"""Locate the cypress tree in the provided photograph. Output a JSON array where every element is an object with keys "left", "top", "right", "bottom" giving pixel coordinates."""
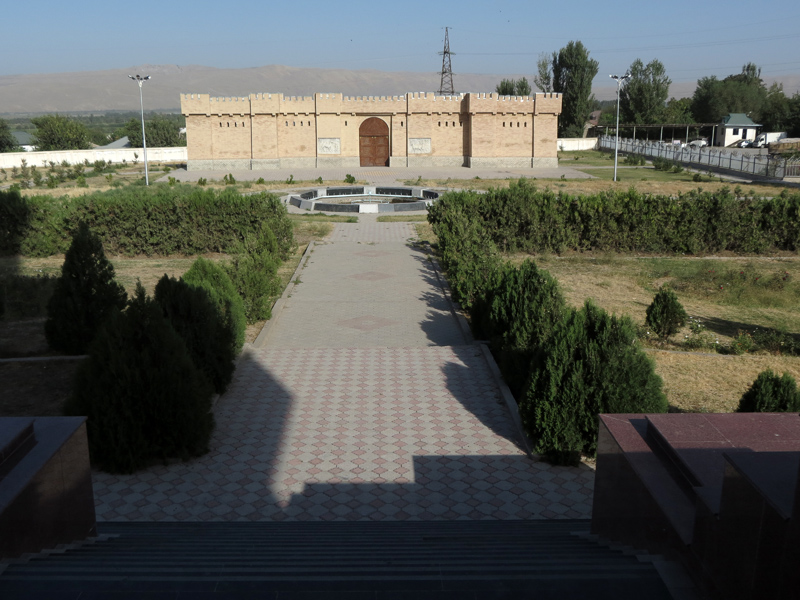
[
  {"left": 737, "top": 370, "right": 800, "bottom": 413},
  {"left": 155, "top": 275, "right": 237, "bottom": 394},
  {"left": 45, "top": 222, "right": 127, "bottom": 354},
  {"left": 645, "top": 287, "right": 688, "bottom": 341},
  {"left": 66, "top": 284, "right": 214, "bottom": 474}
]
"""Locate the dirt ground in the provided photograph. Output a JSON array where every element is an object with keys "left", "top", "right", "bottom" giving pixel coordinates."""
[{"left": 0, "top": 360, "right": 80, "bottom": 417}]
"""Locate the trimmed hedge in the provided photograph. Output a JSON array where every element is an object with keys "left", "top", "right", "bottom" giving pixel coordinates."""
[
  {"left": 521, "top": 301, "right": 668, "bottom": 465},
  {"left": 183, "top": 257, "right": 246, "bottom": 353},
  {"left": 66, "top": 285, "right": 214, "bottom": 474},
  {"left": 428, "top": 179, "right": 800, "bottom": 255},
  {"left": 224, "top": 223, "right": 282, "bottom": 323},
  {"left": 0, "top": 186, "right": 295, "bottom": 258}
]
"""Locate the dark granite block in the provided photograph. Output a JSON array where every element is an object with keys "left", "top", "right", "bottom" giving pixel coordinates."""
[{"left": 0, "top": 417, "right": 96, "bottom": 559}]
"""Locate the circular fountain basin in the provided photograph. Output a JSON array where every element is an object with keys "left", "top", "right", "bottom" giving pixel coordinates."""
[{"left": 286, "top": 186, "right": 439, "bottom": 213}]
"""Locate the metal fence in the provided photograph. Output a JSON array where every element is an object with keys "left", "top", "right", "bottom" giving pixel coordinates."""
[{"left": 599, "top": 135, "right": 791, "bottom": 180}]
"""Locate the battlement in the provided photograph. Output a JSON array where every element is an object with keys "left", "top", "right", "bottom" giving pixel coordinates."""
[
  {"left": 467, "top": 92, "right": 535, "bottom": 114},
  {"left": 534, "top": 92, "right": 562, "bottom": 115}
]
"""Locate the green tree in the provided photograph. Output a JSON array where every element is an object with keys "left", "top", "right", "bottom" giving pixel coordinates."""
[
  {"left": 788, "top": 93, "right": 800, "bottom": 137},
  {"left": 31, "top": 114, "right": 91, "bottom": 151},
  {"left": 760, "top": 83, "right": 792, "bottom": 132},
  {"left": 521, "top": 301, "right": 667, "bottom": 465},
  {"left": 737, "top": 370, "right": 800, "bottom": 413},
  {"left": 691, "top": 63, "right": 767, "bottom": 124},
  {"left": 534, "top": 53, "right": 553, "bottom": 93},
  {"left": 645, "top": 287, "right": 687, "bottom": 340},
  {"left": 663, "top": 97, "right": 694, "bottom": 124},
  {"left": 496, "top": 77, "right": 532, "bottom": 96},
  {"left": 45, "top": 223, "right": 127, "bottom": 354},
  {"left": 66, "top": 284, "right": 214, "bottom": 474},
  {"left": 123, "top": 115, "right": 182, "bottom": 148},
  {"left": 620, "top": 59, "right": 671, "bottom": 124},
  {"left": 539, "top": 41, "right": 599, "bottom": 137},
  {"left": 0, "top": 118, "right": 20, "bottom": 153}
]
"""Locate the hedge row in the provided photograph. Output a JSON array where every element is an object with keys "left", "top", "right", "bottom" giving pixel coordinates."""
[
  {"left": 428, "top": 179, "right": 800, "bottom": 255},
  {"left": 429, "top": 187, "right": 670, "bottom": 464},
  {"left": 0, "top": 185, "right": 294, "bottom": 258}
]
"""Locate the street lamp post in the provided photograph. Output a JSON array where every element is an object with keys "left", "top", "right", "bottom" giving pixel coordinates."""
[
  {"left": 610, "top": 73, "right": 630, "bottom": 182},
  {"left": 128, "top": 74, "right": 151, "bottom": 185}
]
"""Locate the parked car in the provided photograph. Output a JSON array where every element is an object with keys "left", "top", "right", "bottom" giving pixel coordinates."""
[
  {"left": 687, "top": 139, "right": 708, "bottom": 148},
  {"left": 736, "top": 139, "right": 752, "bottom": 148}
]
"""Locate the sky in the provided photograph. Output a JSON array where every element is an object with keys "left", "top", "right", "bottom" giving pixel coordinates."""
[{"left": 3, "top": 0, "right": 799, "bottom": 94}]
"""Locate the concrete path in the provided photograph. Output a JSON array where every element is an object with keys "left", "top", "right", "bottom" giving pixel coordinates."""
[
  {"left": 91, "top": 222, "right": 595, "bottom": 521},
  {"left": 168, "top": 164, "right": 593, "bottom": 186}
]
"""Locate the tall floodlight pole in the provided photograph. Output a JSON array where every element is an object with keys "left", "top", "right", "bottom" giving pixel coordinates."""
[
  {"left": 610, "top": 73, "right": 630, "bottom": 182},
  {"left": 129, "top": 74, "right": 151, "bottom": 185}
]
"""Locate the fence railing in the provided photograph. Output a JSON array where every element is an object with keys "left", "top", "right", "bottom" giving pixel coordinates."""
[{"left": 599, "top": 135, "right": 790, "bottom": 180}]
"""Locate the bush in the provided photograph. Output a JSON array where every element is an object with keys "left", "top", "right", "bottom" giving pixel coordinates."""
[
  {"left": 154, "top": 275, "right": 237, "bottom": 394},
  {"left": 736, "top": 370, "right": 800, "bottom": 413},
  {"left": 224, "top": 224, "right": 282, "bottom": 323},
  {"left": 476, "top": 260, "right": 567, "bottom": 397},
  {"left": 45, "top": 223, "right": 127, "bottom": 354},
  {"left": 183, "top": 257, "right": 246, "bottom": 352},
  {"left": 0, "top": 187, "right": 295, "bottom": 259},
  {"left": 521, "top": 301, "right": 667, "bottom": 465},
  {"left": 65, "top": 285, "right": 214, "bottom": 474},
  {"left": 645, "top": 287, "right": 687, "bottom": 340}
]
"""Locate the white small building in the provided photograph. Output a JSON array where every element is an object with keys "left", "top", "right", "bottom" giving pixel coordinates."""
[{"left": 718, "top": 113, "right": 760, "bottom": 147}]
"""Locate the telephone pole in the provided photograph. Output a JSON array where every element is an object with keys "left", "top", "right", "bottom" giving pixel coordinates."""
[{"left": 438, "top": 27, "right": 455, "bottom": 95}]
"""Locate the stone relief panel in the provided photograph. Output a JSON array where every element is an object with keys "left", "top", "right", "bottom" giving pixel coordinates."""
[
  {"left": 408, "top": 138, "right": 432, "bottom": 154},
  {"left": 317, "top": 138, "right": 341, "bottom": 155}
]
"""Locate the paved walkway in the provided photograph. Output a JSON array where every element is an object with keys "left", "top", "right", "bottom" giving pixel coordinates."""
[
  {"left": 168, "top": 164, "right": 593, "bottom": 186},
  {"left": 91, "top": 222, "right": 595, "bottom": 521}
]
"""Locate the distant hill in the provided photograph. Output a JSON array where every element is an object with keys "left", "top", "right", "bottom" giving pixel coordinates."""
[{"left": 1, "top": 64, "right": 798, "bottom": 115}]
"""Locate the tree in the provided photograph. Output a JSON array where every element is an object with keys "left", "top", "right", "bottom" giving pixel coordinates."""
[
  {"left": 760, "top": 83, "right": 792, "bottom": 132},
  {"left": 31, "top": 114, "right": 91, "bottom": 151},
  {"left": 521, "top": 301, "right": 667, "bottom": 465},
  {"left": 66, "top": 284, "right": 214, "bottom": 474},
  {"left": 0, "top": 118, "right": 20, "bottom": 153},
  {"left": 645, "top": 287, "right": 687, "bottom": 340},
  {"left": 736, "top": 370, "right": 800, "bottom": 413},
  {"left": 691, "top": 63, "right": 767, "bottom": 124},
  {"left": 663, "top": 97, "right": 694, "bottom": 124},
  {"left": 123, "top": 115, "right": 182, "bottom": 148},
  {"left": 620, "top": 59, "right": 671, "bottom": 125},
  {"left": 534, "top": 53, "right": 553, "bottom": 93},
  {"left": 496, "top": 78, "right": 532, "bottom": 96},
  {"left": 539, "top": 41, "right": 599, "bottom": 137},
  {"left": 45, "top": 223, "right": 127, "bottom": 354}
]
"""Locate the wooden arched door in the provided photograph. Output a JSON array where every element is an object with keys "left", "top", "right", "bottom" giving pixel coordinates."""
[{"left": 359, "top": 118, "right": 390, "bottom": 167}]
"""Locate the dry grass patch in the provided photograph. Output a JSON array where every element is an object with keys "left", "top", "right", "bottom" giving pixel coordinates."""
[{"left": 651, "top": 350, "right": 800, "bottom": 413}]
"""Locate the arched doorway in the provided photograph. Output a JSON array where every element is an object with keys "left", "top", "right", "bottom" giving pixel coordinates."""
[{"left": 359, "top": 118, "right": 390, "bottom": 167}]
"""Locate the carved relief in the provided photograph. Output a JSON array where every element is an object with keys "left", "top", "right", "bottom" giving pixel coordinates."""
[
  {"left": 317, "top": 138, "right": 341, "bottom": 155},
  {"left": 408, "top": 138, "right": 432, "bottom": 154}
]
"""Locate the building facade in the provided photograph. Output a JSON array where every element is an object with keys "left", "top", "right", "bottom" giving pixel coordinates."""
[{"left": 180, "top": 92, "right": 562, "bottom": 171}]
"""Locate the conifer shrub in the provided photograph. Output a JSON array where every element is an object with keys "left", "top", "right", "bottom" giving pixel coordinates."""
[
  {"left": 224, "top": 223, "right": 282, "bottom": 323},
  {"left": 45, "top": 223, "right": 127, "bottom": 354},
  {"left": 183, "top": 258, "right": 246, "bottom": 352},
  {"left": 521, "top": 301, "right": 667, "bottom": 465},
  {"left": 479, "top": 260, "right": 567, "bottom": 397},
  {"left": 154, "top": 275, "right": 236, "bottom": 394},
  {"left": 645, "top": 287, "right": 687, "bottom": 340},
  {"left": 65, "top": 285, "right": 214, "bottom": 474},
  {"left": 736, "top": 370, "right": 800, "bottom": 413}
]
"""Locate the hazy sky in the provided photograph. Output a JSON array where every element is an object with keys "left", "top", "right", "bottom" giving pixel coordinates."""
[{"left": 3, "top": 0, "right": 799, "bottom": 92}]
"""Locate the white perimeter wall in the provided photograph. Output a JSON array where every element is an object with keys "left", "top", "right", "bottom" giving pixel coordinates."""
[
  {"left": 557, "top": 138, "right": 598, "bottom": 151},
  {"left": 0, "top": 147, "right": 187, "bottom": 170}
]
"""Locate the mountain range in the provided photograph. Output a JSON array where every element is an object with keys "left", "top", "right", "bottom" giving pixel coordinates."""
[{"left": 1, "top": 64, "right": 797, "bottom": 115}]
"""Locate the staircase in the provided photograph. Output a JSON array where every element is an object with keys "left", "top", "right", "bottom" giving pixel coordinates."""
[{"left": 0, "top": 520, "right": 673, "bottom": 599}]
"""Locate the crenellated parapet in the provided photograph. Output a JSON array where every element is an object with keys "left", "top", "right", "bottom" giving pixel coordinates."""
[
  {"left": 533, "top": 93, "right": 562, "bottom": 115},
  {"left": 466, "top": 92, "right": 537, "bottom": 115}
]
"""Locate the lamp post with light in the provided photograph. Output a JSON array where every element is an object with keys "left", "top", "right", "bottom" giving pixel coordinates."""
[
  {"left": 610, "top": 73, "right": 630, "bottom": 182},
  {"left": 128, "top": 74, "right": 151, "bottom": 185}
]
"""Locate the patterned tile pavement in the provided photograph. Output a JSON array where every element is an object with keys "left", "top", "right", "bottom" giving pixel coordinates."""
[
  {"left": 92, "top": 347, "right": 594, "bottom": 521},
  {"left": 91, "top": 223, "right": 596, "bottom": 521}
]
